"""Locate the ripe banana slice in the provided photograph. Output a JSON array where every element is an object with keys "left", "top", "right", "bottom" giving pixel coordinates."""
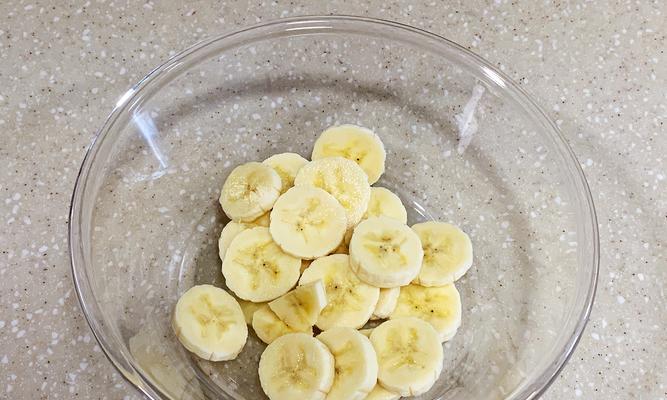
[
  {"left": 391, "top": 283, "right": 462, "bottom": 342},
  {"left": 372, "top": 287, "right": 400, "bottom": 319},
  {"left": 172, "top": 285, "right": 247, "bottom": 361},
  {"left": 370, "top": 317, "right": 443, "bottom": 397},
  {"left": 268, "top": 280, "right": 327, "bottom": 331},
  {"left": 317, "top": 327, "right": 378, "bottom": 400},
  {"left": 263, "top": 152, "right": 309, "bottom": 193},
  {"left": 363, "top": 187, "right": 408, "bottom": 224},
  {"left": 259, "top": 333, "right": 335, "bottom": 400},
  {"left": 222, "top": 227, "right": 300, "bottom": 302},
  {"left": 349, "top": 216, "right": 424, "bottom": 288},
  {"left": 269, "top": 186, "right": 347, "bottom": 259},
  {"left": 412, "top": 221, "right": 473, "bottom": 286},
  {"left": 218, "top": 221, "right": 249, "bottom": 262},
  {"left": 294, "top": 156, "right": 371, "bottom": 228},
  {"left": 311, "top": 125, "right": 386, "bottom": 184},
  {"left": 252, "top": 304, "right": 312, "bottom": 344},
  {"left": 237, "top": 298, "right": 265, "bottom": 325},
  {"left": 219, "top": 162, "right": 282, "bottom": 222},
  {"left": 299, "top": 254, "right": 380, "bottom": 329},
  {"left": 365, "top": 384, "right": 401, "bottom": 400}
]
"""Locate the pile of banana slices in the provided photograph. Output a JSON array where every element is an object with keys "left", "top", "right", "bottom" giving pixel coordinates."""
[{"left": 172, "top": 125, "right": 474, "bottom": 400}]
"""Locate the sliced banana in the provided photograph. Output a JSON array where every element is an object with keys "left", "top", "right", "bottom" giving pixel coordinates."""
[
  {"left": 237, "top": 298, "right": 265, "bottom": 325},
  {"left": 219, "top": 162, "right": 282, "bottom": 222},
  {"left": 294, "top": 156, "right": 371, "bottom": 228},
  {"left": 259, "top": 333, "right": 335, "bottom": 400},
  {"left": 300, "top": 254, "right": 379, "bottom": 330},
  {"left": 364, "top": 384, "right": 400, "bottom": 400},
  {"left": 263, "top": 152, "right": 309, "bottom": 193},
  {"left": 391, "top": 283, "right": 462, "bottom": 342},
  {"left": 311, "top": 125, "right": 386, "bottom": 184},
  {"left": 363, "top": 187, "right": 408, "bottom": 224},
  {"left": 268, "top": 280, "right": 328, "bottom": 331},
  {"left": 349, "top": 216, "right": 424, "bottom": 288},
  {"left": 222, "top": 227, "right": 300, "bottom": 302},
  {"left": 317, "top": 327, "right": 378, "bottom": 400},
  {"left": 372, "top": 287, "right": 400, "bottom": 319},
  {"left": 412, "top": 221, "right": 473, "bottom": 287},
  {"left": 172, "top": 285, "right": 247, "bottom": 361},
  {"left": 269, "top": 186, "right": 347, "bottom": 259},
  {"left": 218, "top": 221, "right": 249, "bottom": 262},
  {"left": 370, "top": 317, "right": 443, "bottom": 397},
  {"left": 252, "top": 304, "right": 312, "bottom": 344}
]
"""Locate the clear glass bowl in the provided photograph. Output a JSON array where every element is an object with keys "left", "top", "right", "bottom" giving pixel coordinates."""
[{"left": 69, "top": 16, "right": 599, "bottom": 400}]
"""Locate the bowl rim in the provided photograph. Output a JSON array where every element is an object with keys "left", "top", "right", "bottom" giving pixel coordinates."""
[{"left": 69, "top": 15, "right": 599, "bottom": 400}]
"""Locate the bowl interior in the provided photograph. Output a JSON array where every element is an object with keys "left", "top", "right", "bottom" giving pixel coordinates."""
[{"left": 71, "top": 17, "right": 597, "bottom": 400}]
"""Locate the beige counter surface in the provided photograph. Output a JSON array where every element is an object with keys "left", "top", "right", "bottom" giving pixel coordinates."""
[{"left": 0, "top": 1, "right": 665, "bottom": 399}]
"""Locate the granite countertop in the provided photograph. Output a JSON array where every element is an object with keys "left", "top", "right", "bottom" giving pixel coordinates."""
[{"left": 1, "top": 1, "right": 665, "bottom": 399}]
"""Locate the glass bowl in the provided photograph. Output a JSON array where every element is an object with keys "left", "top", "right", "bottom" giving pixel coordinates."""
[{"left": 69, "top": 16, "right": 599, "bottom": 400}]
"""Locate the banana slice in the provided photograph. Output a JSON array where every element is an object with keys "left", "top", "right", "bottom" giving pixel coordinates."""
[
  {"left": 299, "top": 254, "right": 380, "bottom": 329},
  {"left": 263, "top": 152, "right": 309, "bottom": 193},
  {"left": 237, "top": 298, "right": 265, "bottom": 325},
  {"left": 252, "top": 304, "right": 312, "bottom": 344},
  {"left": 294, "top": 156, "right": 371, "bottom": 228},
  {"left": 391, "top": 283, "right": 462, "bottom": 342},
  {"left": 172, "top": 285, "right": 247, "bottom": 361},
  {"left": 268, "top": 280, "right": 328, "bottom": 331},
  {"left": 269, "top": 186, "right": 347, "bottom": 259},
  {"left": 363, "top": 187, "right": 408, "bottom": 224},
  {"left": 317, "top": 327, "right": 378, "bottom": 400},
  {"left": 349, "top": 216, "right": 424, "bottom": 288},
  {"left": 259, "top": 333, "right": 335, "bottom": 400},
  {"left": 412, "top": 221, "right": 473, "bottom": 286},
  {"left": 222, "top": 227, "right": 300, "bottom": 302},
  {"left": 218, "top": 221, "right": 249, "bottom": 262},
  {"left": 365, "top": 384, "right": 400, "bottom": 400},
  {"left": 372, "top": 287, "right": 400, "bottom": 319},
  {"left": 219, "top": 162, "right": 282, "bottom": 222},
  {"left": 311, "top": 125, "right": 386, "bottom": 184},
  {"left": 370, "top": 317, "right": 443, "bottom": 396}
]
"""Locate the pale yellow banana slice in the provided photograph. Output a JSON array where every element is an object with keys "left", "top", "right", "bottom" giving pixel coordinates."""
[
  {"left": 269, "top": 186, "right": 347, "bottom": 259},
  {"left": 263, "top": 152, "right": 309, "bottom": 193},
  {"left": 412, "top": 221, "right": 473, "bottom": 287},
  {"left": 317, "top": 327, "right": 378, "bottom": 400},
  {"left": 237, "top": 298, "right": 265, "bottom": 325},
  {"left": 222, "top": 227, "right": 300, "bottom": 302},
  {"left": 349, "top": 216, "right": 424, "bottom": 288},
  {"left": 268, "top": 280, "right": 327, "bottom": 331},
  {"left": 370, "top": 317, "right": 443, "bottom": 396},
  {"left": 294, "top": 156, "right": 371, "bottom": 228},
  {"left": 390, "top": 283, "right": 462, "bottom": 342},
  {"left": 311, "top": 125, "right": 386, "bottom": 184},
  {"left": 252, "top": 304, "right": 312, "bottom": 344},
  {"left": 259, "top": 333, "right": 335, "bottom": 400},
  {"left": 219, "top": 162, "right": 281, "bottom": 222},
  {"left": 299, "top": 254, "right": 379, "bottom": 329},
  {"left": 363, "top": 187, "right": 408, "bottom": 224},
  {"left": 172, "top": 285, "right": 247, "bottom": 361},
  {"left": 218, "top": 221, "right": 249, "bottom": 262},
  {"left": 364, "top": 384, "right": 400, "bottom": 400},
  {"left": 372, "top": 287, "right": 400, "bottom": 319}
]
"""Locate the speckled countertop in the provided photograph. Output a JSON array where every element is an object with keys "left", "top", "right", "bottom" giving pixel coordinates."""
[{"left": 1, "top": 1, "right": 665, "bottom": 399}]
